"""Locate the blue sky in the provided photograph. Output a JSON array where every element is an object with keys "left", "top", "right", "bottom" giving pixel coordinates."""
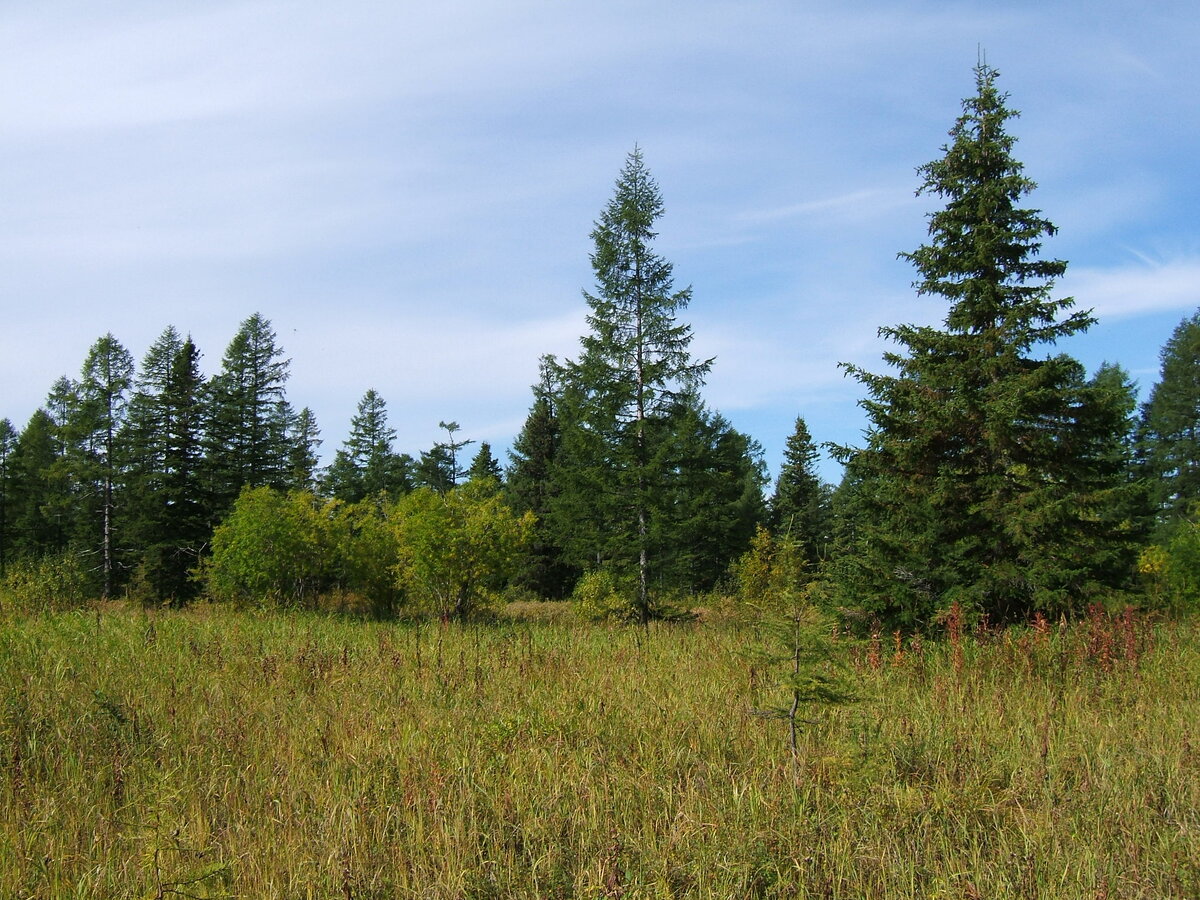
[{"left": 3, "top": 1, "right": 1198, "bottom": 484}]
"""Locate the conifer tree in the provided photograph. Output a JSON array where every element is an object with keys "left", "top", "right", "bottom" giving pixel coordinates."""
[
  {"left": 71, "top": 334, "right": 134, "bottom": 597},
  {"left": 769, "top": 417, "right": 832, "bottom": 564},
  {"left": 0, "top": 419, "right": 15, "bottom": 574},
  {"left": 26, "top": 377, "right": 85, "bottom": 560},
  {"left": 553, "top": 148, "right": 712, "bottom": 623},
  {"left": 286, "top": 406, "right": 323, "bottom": 493},
  {"left": 466, "top": 442, "right": 503, "bottom": 486},
  {"left": 415, "top": 421, "right": 472, "bottom": 493},
  {"left": 1140, "top": 310, "right": 1200, "bottom": 533},
  {"left": 324, "top": 390, "right": 407, "bottom": 502},
  {"left": 6, "top": 410, "right": 64, "bottom": 559},
  {"left": 203, "top": 313, "right": 293, "bottom": 519},
  {"left": 506, "top": 357, "right": 577, "bottom": 598},
  {"left": 124, "top": 331, "right": 207, "bottom": 602},
  {"left": 649, "top": 394, "right": 767, "bottom": 592},
  {"left": 836, "top": 64, "right": 1132, "bottom": 625}
]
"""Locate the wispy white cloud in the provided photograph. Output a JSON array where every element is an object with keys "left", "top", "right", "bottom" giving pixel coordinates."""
[
  {"left": 1063, "top": 258, "right": 1200, "bottom": 320},
  {"left": 2, "top": 0, "right": 1198, "bottom": 482}
]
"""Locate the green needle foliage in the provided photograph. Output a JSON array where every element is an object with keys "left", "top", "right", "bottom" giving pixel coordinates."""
[
  {"left": 551, "top": 148, "right": 766, "bottom": 620},
  {"left": 1140, "top": 309, "right": 1200, "bottom": 535},
  {"left": 738, "top": 531, "right": 857, "bottom": 757},
  {"left": 835, "top": 64, "right": 1137, "bottom": 627}
]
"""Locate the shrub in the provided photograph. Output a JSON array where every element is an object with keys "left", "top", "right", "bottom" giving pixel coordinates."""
[
  {"left": 205, "top": 488, "right": 335, "bottom": 607},
  {"left": 571, "top": 568, "right": 636, "bottom": 622},
  {"left": 391, "top": 482, "right": 534, "bottom": 621},
  {"left": 1139, "top": 521, "right": 1200, "bottom": 614},
  {"left": 0, "top": 553, "right": 92, "bottom": 615}
]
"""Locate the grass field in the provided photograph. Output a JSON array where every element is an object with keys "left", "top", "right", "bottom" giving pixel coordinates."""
[{"left": 1, "top": 603, "right": 1197, "bottom": 898}]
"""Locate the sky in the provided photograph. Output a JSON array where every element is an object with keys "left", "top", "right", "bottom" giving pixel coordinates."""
[{"left": 3, "top": 1, "right": 1199, "bottom": 485}]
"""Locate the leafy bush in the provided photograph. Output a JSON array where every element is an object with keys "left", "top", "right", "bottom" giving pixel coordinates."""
[
  {"left": 205, "top": 488, "right": 335, "bottom": 607},
  {"left": 0, "top": 553, "right": 92, "bottom": 615},
  {"left": 571, "top": 568, "right": 636, "bottom": 622},
  {"left": 390, "top": 482, "right": 534, "bottom": 621},
  {"left": 1139, "top": 521, "right": 1200, "bottom": 614}
]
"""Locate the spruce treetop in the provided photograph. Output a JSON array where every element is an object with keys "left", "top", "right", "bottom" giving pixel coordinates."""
[{"left": 899, "top": 64, "right": 1091, "bottom": 351}]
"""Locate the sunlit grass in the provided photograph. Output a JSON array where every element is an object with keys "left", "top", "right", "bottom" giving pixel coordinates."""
[{"left": 1, "top": 604, "right": 1197, "bottom": 897}]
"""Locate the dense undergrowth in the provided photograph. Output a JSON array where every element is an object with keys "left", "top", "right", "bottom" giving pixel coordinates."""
[{"left": 1, "top": 603, "right": 1197, "bottom": 898}]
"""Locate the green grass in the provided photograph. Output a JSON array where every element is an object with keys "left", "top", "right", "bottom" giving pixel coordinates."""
[{"left": 1, "top": 604, "right": 1197, "bottom": 898}]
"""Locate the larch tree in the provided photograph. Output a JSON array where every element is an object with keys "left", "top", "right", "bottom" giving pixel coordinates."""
[
  {"left": 553, "top": 148, "right": 713, "bottom": 623},
  {"left": 836, "top": 63, "right": 1134, "bottom": 625},
  {"left": 71, "top": 334, "right": 135, "bottom": 598},
  {"left": 416, "top": 421, "right": 472, "bottom": 493}
]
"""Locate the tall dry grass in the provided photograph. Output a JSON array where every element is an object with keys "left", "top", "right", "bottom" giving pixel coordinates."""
[{"left": 0, "top": 603, "right": 1196, "bottom": 898}]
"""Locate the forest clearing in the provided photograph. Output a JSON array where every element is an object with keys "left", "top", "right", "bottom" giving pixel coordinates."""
[
  {"left": 1, "top": 602, "right": 1197, "bottom": 898},
  {"left": 3, "top": 30, "right": 1200, "bottom": 900}
]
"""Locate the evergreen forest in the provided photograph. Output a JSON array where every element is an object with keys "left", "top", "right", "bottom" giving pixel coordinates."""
[{"left": 2, "top": 64, "right": 1198, "bottom": 628}]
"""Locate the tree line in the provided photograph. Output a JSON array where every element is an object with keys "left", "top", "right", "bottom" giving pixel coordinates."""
[{"left": 2, "top": 64, "right": 1199, "bottom": 625}]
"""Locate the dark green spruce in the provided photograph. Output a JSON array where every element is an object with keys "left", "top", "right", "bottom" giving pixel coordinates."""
[
  {"left": 769, "top": 416, "right": 832, "bottom": 565},
  {"left": 1140, "top": 310, "right": 1200, "bottom": 535},
  {"left": 835, "top": 64, "right": 1137, "bottom": 626}
]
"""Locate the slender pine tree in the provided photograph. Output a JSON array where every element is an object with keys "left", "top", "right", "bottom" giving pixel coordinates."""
[{"left": 553, "top": 148, "right": 712, "bottom": 622}]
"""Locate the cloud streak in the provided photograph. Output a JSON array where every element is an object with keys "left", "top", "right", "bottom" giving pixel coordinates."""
[{"left": 2, "top": 0, "right": 1198, "bottom": 485}]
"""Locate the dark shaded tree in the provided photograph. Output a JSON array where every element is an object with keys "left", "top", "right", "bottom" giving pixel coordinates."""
[
  {"left": 506, "top": 357, "right": 577, "bottom": 599},
  {"left": 0, "top": 419, "right": 15, "bottom": 574},
  {"left": 6, "top": 410, "right": 64, "bottom": 559},
  {"left": 203, "top": 313, "right": 293, "bottom": 519},
  {"left": 466, "top": 442, "right": 503, "bottom": 486},
  {"left": 323, "top": 390, "right": 409, "bottom": 502},
  {"left": 769, "top": 416, "right": 832, "bottom": 564},
  {"left": 123, "top": 330, "right": 208, "bottom": 602},
  {"left": 649, "top": 394, "right": 767, "bottom": 592},
  {"left": 286, "top": 407, "right": 323, "bottom": 494},
  {"left": 1140, "top": 310, "right": 1200, "bottom": 534},
  {"left": 415, "top": 421, "right": 472, "bottom": 494}
]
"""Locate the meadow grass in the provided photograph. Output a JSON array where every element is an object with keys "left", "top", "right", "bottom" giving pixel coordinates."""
[{"left": 0, "top": 603, "right": 1197, "bottom": 898}]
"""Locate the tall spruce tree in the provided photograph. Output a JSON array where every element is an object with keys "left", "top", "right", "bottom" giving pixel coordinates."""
[
  {"left": 7, "top": 410, "right": 64, "bottom": 559},
  {"left": 286, "top": 406, "right": 323, "bottom": 493},
  {"left": 553, "top": 148, "right": 713, "bottom": 622},
  {"left": 203, "top": 313, "right": 292, "bottom": 519},
  {"left": 836, "top": 64, "right": 1132, "bottom": 625},
  {"left": 466, "top": 442, "right": 503, "bottom": 486},
  {"left": 1140, "top": 310, "right": 1200, "bottom": 533},
  {"left": 123, "top": 330, "right": 208, "bottom": 602},
  {"left": 650, "top": 393, "right": 767, "bottom": 592},
  {"left": 769, "top": 417, "right": 832, "bottom": 565}
]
